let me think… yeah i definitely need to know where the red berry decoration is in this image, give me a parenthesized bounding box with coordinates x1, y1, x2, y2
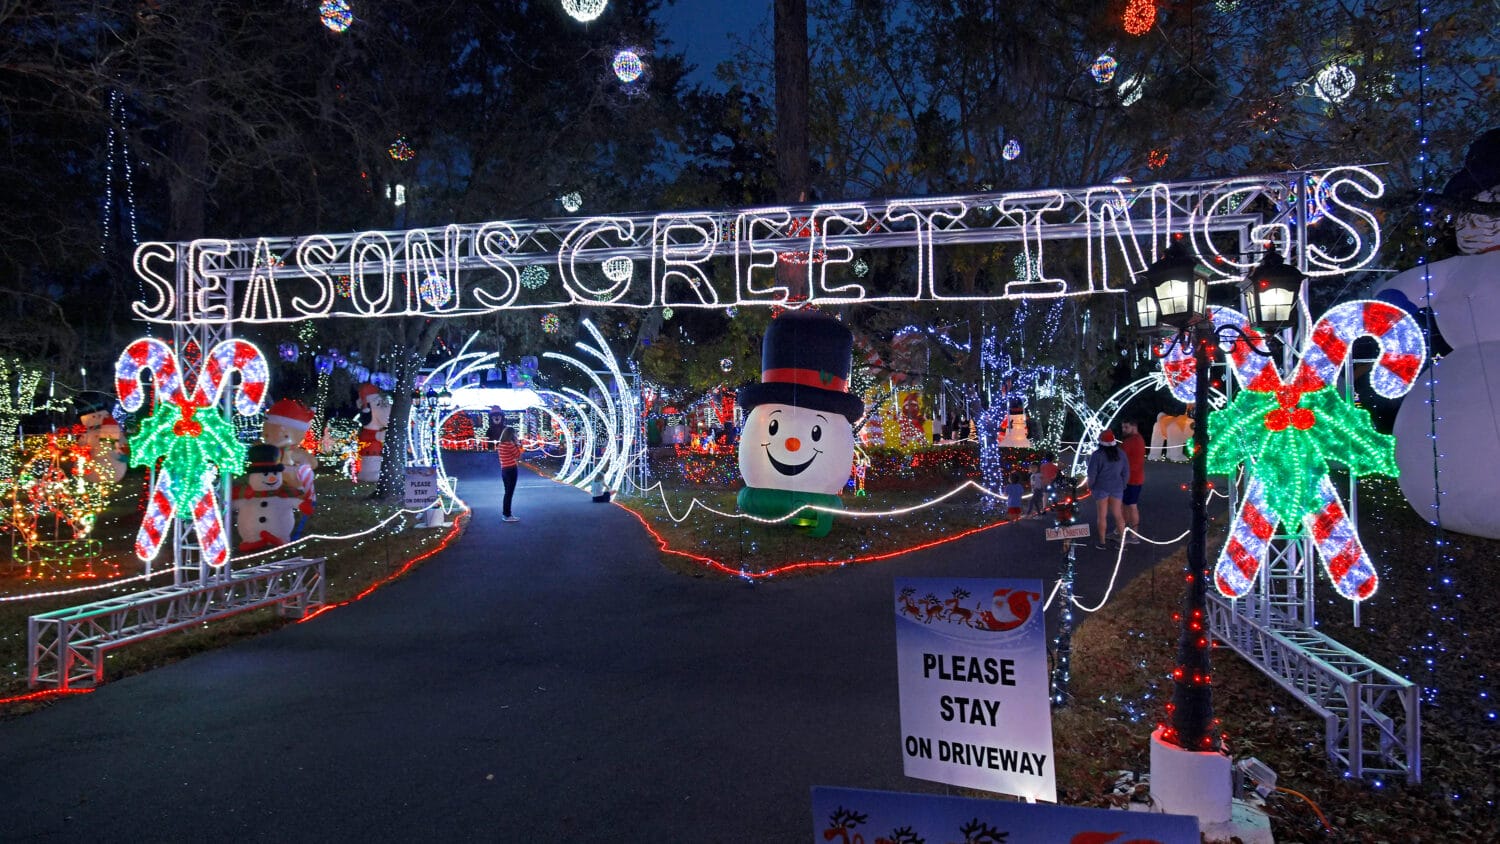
(1291, 408, 1315, 430)
(1264, 408, 1291, 431)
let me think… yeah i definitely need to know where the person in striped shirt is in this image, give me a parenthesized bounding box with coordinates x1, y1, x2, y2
(497, 427, 521, 522)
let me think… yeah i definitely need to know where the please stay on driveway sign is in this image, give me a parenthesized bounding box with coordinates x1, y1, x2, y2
(894, 577, 1056, 802)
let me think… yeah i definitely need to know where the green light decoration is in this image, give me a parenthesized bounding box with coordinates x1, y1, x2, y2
(1206, 385, 1397, 527)
(128, 400, 247, 517)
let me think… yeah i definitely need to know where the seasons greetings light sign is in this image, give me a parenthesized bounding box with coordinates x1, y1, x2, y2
(895, 578, 1056, 801)
(132, 168, 1385, 325)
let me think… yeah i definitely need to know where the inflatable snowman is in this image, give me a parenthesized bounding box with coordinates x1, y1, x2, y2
(1149, 411, 1194, 462)
(736, 312, 865, 538)
(233, 443, 305, 552)
(355, 383, 391, 483)
(1374, 128, 1500, 539)
(78, 403, 128, 483)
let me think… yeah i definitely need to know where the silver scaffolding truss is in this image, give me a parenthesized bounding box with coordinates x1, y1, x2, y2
(116, 167, 1420, 780)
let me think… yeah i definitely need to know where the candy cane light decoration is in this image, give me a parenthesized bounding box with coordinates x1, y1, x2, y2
(116, 338, 270, 567)
(1164, 301, 1425, 601)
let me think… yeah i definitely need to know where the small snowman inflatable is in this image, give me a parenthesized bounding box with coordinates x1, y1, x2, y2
(233, 443, 304, 552)
(736, 312, 865, 538)
(355, 383, 391, 483)
(78, 402, 128, 483)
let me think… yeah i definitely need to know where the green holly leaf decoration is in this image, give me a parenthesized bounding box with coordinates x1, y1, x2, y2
(1207, 386, 1396, 527)
(128, 401, 248, 517)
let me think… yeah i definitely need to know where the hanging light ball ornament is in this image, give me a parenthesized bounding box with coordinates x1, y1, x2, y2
(1119, 74, 1146, 107)
(520, 265, 551, 290)
(1002, 139, 1022, 161)
(720, 358, 734, 373)
(541, 313, 561, 334)
(388, 135, 416, 162)
(612, 50, 644, 83)
(662, 307, 675, 321)
(314, 354, 334, 375)
(278, 342, 300, 363)
(1122, 0, 1156, 36)
(602, 257, 634, 283)
(1314, 63, 1357, 103)
(853, 258, 870, 278)
(559, 191, 583, 213)
(725, 306, 738, 318)
(418, 272, 453, 308)
(561, 0, 607, 23)
(1091, 54, 1118, 84)
(319, 0, 353, 33)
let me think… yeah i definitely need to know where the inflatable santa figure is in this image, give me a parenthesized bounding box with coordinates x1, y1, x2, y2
(355, 383, 391, 483)
(233, 443, 306, 552)
(736, 312, 864, 538)
(261, 398, 316, 506)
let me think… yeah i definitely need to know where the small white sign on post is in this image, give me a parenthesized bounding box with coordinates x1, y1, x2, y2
(403, 466, 440, 510)
(894, 577, 1056, 802)
(1045, 524, 1091, 542)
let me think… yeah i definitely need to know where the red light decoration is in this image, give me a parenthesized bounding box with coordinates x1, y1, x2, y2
(299, 504, 469, 622)
(1123, 0, 1156, 35)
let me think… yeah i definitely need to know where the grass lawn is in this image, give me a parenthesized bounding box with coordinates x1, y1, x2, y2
(1, 468, 463, 715)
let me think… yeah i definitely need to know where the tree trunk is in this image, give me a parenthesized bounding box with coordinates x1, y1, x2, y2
(374, 316, 443, 501)
(774, 0, 810, 300)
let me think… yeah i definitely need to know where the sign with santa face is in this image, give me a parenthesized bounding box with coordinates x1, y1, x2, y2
(736, 312, 865, 538)
(739, 404, 855, 495)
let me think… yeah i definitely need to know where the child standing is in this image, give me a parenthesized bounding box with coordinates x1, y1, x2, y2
(1003, 471, 1026, 520)
(1025, 462, 1047, 517)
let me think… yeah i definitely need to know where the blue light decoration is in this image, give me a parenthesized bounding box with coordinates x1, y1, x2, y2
(278, 342, 299, 363)
(314, 354, 334, 375)
(319, 0, 352, 33)
(1091, 54, 1118, 84)
(612, 50, 644, 83)
(1002, 139, 1022, 161)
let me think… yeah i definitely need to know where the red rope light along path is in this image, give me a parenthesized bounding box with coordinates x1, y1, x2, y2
(300, 505, 470, 623)
(613, 490, 1092, 580)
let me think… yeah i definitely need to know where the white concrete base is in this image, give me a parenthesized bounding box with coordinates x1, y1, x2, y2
(1203, 799, 1275, 844)
(1149, 727, 1232, 824)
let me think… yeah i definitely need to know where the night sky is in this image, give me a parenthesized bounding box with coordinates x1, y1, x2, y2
(659, 0, 771, 85)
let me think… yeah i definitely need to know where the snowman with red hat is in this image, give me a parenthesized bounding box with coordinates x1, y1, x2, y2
(736, 312, 864, 538)
(355, 383, 391, 483)
(233, 443, 303, 552)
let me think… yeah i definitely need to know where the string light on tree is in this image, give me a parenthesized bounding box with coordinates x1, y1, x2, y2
(319, 0, 352, 33)
(1119, 74, 1146, 106)
(561, 0, 607, 23)
(612, 50, 644, 83)
(0, 358, 69, 483)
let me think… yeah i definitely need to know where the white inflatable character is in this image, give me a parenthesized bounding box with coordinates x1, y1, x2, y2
(79, 404, 128, 483)
(736, 313, 864, 538)
(233, 444, 304, 552)
(997, 401, 1032, 448)
(1374, 128, 1500, 539)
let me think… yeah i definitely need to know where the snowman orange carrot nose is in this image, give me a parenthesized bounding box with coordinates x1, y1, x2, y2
(785, 437, 802, 452)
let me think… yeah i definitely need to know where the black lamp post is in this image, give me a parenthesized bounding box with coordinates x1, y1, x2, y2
(1130, 243, 1299, 753)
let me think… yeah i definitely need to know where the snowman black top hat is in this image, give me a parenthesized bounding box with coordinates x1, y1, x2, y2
(737, 312, 865, 424)
(1443, 127, 1500, 198)
(247, 443, 284, 474)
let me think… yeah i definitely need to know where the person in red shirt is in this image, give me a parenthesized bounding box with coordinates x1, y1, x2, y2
(497, 426, 522, 522)
(1120, 420, 1147, 544)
